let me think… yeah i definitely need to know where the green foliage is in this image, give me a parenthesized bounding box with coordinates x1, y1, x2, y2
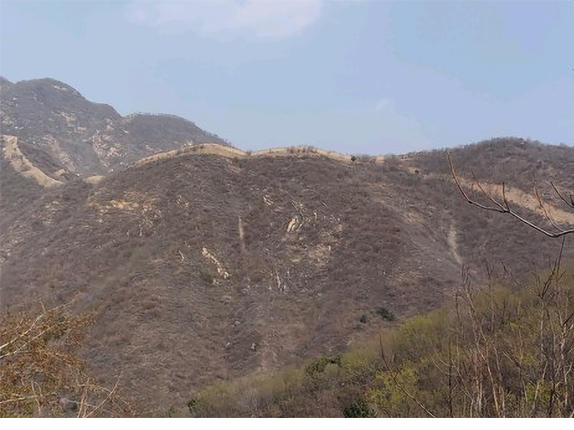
(369, 366, 422, 417)
(186, 340, 386, 417)
(375, 306, 395, 321)
(186, 264, 574, 417)
(0, 305, 132, 417)
(341, 343, 380, 383)
(369, 264, 574, 418)
(343, 398, 376, 418)
(305, 355, 342, 377)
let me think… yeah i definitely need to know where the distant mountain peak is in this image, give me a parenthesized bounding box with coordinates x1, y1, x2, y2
(0, 76, 229, 179)
(6, 77, 95, 103)
(0, 76, 13, 90)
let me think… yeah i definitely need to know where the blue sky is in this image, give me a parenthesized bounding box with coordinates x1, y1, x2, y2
(1, 0, 573, 155)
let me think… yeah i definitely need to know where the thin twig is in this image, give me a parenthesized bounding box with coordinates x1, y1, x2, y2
(447, 152, 574, 238)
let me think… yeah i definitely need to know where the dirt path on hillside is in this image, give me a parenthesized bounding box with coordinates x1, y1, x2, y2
(447, 224, 463, 266)
(1, 134, 61, 187)
(134, 143, 384, 167)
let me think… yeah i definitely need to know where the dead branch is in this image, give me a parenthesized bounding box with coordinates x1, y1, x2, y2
(550, 182, 574, 210)
(447, 152, 574, 238)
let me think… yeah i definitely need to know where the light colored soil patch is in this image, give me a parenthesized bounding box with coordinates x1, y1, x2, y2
(84, 175, 104, 184)
(286, 215, 302, 233)
(403, 208, 424, 226)
(202, 247, 230, 280)
(134, 143, 248, 167)
(457, 176, 574, 227)
(252, 146, 359, 164)
(134, 143, 385, 168)
(198, 143, 247, 158)
(1, 134, 61, 188)
(87, 191, 157, 215)
(133, 148, 190, 167)
(447, 225, 463, 266)
(238, 216, 246, 254)
(307, 243, 332, 268)
(407, 165, 574, 227)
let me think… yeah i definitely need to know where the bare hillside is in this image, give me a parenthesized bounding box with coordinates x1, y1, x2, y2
(2, 141, 573, 414)
(1, 78, 573, 416)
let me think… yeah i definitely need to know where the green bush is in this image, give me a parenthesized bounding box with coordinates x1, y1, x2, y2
(305, 355, 342, 377)
(343, 398, 376, 418)
(375, 307, 395, 321)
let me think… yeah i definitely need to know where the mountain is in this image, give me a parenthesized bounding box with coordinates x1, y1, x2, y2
(0, 76, 13, 91)
(1, 78, 573, 416)
(0, 78, 227, 177)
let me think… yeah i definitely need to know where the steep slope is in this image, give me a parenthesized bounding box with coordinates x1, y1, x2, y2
(0, 77, 227, 179)
(0, 141, 46, 247)
(1, 141, 573, 414)
(0, 76, 13, 91)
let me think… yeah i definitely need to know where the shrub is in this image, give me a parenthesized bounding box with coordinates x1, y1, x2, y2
(305, 355, 342, 377)
(198, 268, 214, 285)
(375, 307, 395, 321)
(343, 398, 376, 418)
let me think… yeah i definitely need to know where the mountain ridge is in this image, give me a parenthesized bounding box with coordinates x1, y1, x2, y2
(0, 76, 229, 178)
(1, 77, 574, 415)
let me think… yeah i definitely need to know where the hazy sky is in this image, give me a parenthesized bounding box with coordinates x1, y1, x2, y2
(1, 0, 573, 154)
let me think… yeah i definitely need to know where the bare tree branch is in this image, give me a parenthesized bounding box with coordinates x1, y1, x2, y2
(550, 182, 574, 210)
(447, 152, 574, 238)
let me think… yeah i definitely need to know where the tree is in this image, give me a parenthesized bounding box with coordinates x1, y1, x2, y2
(0, 304, 132, 417)
(441, 151, 574, 417)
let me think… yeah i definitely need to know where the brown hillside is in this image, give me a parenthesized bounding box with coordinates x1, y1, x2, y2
(1, 140, 573, 415)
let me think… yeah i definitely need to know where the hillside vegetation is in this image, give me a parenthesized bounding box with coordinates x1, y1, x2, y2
(185, 261, 574, 417)
(0, 305, 133, 417)
(2, 141, 573, 414)
(1, 77, 574, 416)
